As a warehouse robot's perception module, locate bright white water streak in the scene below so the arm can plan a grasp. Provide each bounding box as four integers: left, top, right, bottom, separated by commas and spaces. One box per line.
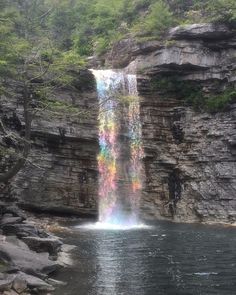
75, 222, 152, 231
90, 69, 144, 228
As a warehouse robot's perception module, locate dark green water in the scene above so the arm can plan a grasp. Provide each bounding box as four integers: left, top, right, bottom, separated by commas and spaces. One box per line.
54, 220, 236, 295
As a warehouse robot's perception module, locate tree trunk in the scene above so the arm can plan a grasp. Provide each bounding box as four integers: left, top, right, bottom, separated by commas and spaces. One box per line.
0, 85, 31, 183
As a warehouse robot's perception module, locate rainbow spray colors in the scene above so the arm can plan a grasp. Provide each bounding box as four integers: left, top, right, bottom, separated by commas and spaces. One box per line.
92, 70, 144, 226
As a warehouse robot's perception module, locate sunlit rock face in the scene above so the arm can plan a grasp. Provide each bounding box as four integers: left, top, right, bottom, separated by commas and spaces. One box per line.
105, 23, 236, 224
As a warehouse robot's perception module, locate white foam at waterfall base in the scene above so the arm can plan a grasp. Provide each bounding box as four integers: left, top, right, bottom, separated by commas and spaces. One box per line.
77, 69, 146, 231
76, 209, 151, 231
76, 211, 150, 230
76, 222, 151, 231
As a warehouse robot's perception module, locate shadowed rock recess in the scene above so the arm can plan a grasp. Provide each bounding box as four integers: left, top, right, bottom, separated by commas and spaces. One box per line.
106, 23, 236, 224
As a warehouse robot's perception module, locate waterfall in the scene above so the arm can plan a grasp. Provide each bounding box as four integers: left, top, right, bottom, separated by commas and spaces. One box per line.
91, 69, 144, 226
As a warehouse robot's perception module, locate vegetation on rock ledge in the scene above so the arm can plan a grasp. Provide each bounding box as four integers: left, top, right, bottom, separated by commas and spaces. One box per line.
151, 76, 236, 112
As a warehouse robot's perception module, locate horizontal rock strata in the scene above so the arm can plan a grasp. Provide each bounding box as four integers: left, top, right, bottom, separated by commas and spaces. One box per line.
107, 23, 236, 223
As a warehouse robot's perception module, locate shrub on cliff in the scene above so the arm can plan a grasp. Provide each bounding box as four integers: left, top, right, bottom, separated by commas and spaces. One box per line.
206, 0, 236, 26
133, 0, 176, 38
0, 0, 85, 184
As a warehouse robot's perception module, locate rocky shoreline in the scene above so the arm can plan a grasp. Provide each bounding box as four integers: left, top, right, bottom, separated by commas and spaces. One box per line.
0, 204, 75, 295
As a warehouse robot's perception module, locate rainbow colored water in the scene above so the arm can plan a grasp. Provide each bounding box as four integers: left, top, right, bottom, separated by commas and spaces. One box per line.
92, 69, 144, 227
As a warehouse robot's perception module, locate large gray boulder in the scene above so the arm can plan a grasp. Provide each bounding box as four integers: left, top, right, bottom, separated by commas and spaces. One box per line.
0, 238, 60, 275
22, 236, 62, 256
0, 272, 55, 293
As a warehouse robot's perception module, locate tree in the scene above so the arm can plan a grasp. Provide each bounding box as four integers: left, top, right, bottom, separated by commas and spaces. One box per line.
132, 0, 176, 38
206, 0, 236, 25
0, 0, 84, 185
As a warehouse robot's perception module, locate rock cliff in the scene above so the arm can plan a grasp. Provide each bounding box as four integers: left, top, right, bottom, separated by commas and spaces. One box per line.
107, 23, 236, 223
0, 70, 99, 217
1, 23, 236, 225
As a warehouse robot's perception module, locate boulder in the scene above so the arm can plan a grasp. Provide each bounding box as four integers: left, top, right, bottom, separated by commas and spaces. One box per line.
3, 290, 18, 295
57, 244, 76, 267
0, 239, 60, 275
12, 277, 27, 293
2, 223, 39, 238
0, 272, 55, 294
15, 272, 55, 292
22, 236, 62, 256
0, 274, 14, 292
0, 217, 23, 226
46, 278, 67, 286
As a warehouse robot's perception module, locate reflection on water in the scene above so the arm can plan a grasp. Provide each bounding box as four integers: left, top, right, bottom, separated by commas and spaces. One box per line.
54, 221, 236, 295
95, 230, 147, 295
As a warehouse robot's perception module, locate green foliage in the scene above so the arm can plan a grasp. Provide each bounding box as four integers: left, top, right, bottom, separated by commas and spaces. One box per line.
150, 75, 202, 99
3, 0, 234, 62
41, 98, 80, 113
151, 76, 236, 112
205, 89, 236, 112
134, 0, 176, 37
205, 0, 236, 25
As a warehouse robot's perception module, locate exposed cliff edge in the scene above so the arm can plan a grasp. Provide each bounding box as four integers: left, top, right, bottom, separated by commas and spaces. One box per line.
106, 23, 236, 224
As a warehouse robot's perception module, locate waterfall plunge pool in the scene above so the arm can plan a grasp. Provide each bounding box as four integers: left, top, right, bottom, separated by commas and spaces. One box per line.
53, 70, 236, 294
54, 220, 236, 295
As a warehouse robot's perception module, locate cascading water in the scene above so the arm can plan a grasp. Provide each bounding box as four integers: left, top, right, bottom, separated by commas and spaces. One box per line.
91, 69, 144, 228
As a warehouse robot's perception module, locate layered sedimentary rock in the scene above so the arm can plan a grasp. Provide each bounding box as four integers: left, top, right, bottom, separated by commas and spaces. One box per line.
1, 23, 236, 224
0, 70, 99, 216
108, 23, 236, 223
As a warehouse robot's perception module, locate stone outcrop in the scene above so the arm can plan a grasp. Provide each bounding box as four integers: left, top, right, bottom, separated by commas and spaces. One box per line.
0, 204, 70, 295
107, 23, 236, 224
0, 69, 99, 216
105, 38, 162, 69
169, 23, 234, 40
135, 26, 236, 84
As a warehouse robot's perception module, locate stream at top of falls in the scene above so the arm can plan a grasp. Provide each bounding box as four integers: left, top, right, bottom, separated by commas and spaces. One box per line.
54, 220, 236, 295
